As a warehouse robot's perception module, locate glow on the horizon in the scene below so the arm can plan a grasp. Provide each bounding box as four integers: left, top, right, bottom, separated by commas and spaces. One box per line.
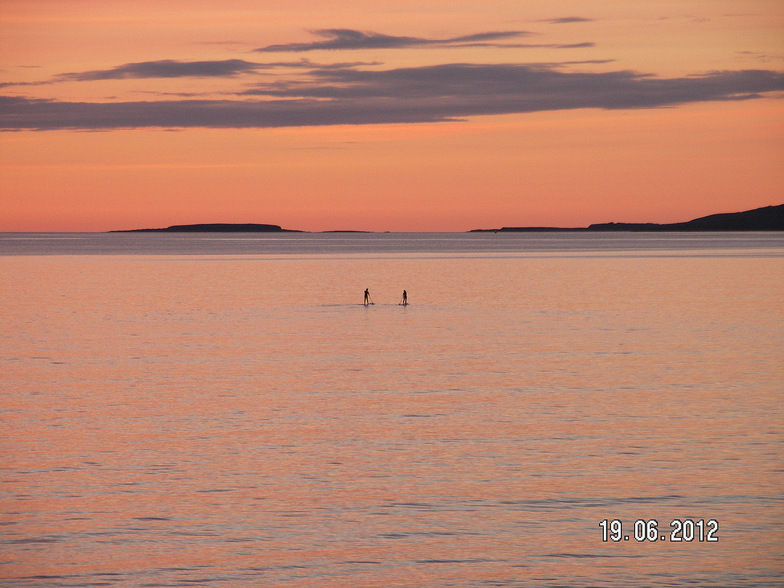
1, 0, 783, 232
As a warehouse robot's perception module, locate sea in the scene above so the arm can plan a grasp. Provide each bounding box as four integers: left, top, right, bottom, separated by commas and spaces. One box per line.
1, 231, 782, 587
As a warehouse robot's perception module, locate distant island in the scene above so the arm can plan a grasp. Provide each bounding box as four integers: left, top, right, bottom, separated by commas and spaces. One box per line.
472, 204, 784, 232
111, 204, 783, 234
113, 223, 299, 233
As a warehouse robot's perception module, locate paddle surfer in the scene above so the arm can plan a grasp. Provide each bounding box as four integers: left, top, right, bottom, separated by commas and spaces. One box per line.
364, 288, 370, 306
401, 290, 407, 305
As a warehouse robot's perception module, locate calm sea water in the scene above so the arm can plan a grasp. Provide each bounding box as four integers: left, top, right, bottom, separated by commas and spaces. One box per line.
1, 232, 783, 587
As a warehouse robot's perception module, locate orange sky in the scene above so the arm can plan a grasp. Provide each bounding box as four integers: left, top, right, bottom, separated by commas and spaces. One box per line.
1, 0, 783, 232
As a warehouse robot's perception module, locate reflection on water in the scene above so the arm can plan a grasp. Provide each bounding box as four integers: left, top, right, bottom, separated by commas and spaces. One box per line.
1, 234, 783, 586
2, 230, 783, 256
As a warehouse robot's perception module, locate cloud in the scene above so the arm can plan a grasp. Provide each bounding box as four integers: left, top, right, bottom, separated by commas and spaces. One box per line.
0, 80, 50, 89
0, 59, 380, 87
542, 17, 594, 24
544, 42, 594, 49
242, 64, 784, 106
255, 29, 532, 52
2, 66, 782, 131
0, 95, 449, 130
55, 59, 265, 82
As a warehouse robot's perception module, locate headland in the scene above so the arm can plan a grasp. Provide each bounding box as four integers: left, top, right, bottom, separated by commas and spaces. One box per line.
471, 204, 784, 232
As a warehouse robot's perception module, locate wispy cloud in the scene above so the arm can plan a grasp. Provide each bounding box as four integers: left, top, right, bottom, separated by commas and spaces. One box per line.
542, 17, 594, 24
55, 59, 265, 82
241, 64, 784, 107
0, 59, 385, 88
0, 58, 381, 89
3, 65, 782, 131
255, 29, 532, 52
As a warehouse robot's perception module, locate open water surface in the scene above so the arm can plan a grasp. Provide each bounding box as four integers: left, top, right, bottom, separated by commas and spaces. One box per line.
1, 232, 783, 586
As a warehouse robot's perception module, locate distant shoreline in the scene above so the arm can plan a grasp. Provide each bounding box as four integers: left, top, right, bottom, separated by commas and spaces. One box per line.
109, 204, 783, 234
471, 204, 783, 232
111, 223, 299, 233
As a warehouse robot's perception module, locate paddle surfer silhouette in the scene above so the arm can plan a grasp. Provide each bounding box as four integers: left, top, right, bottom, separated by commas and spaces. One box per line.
364, 288, 371, 306
401, 290, 407, 305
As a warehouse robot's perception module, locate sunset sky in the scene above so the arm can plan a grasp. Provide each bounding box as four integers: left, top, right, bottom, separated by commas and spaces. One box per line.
1, 0, 783, 232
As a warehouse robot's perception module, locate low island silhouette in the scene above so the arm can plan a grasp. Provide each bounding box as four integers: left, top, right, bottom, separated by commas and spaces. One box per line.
472, 204, 783, 232
114, 223, 297, 233
112, 204, 783, 233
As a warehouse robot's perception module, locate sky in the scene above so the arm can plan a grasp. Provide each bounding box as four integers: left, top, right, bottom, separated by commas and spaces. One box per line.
1, 0, 783, 232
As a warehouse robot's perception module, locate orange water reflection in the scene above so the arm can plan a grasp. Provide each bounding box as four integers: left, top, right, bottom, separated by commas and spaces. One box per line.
2, 251, 782, 585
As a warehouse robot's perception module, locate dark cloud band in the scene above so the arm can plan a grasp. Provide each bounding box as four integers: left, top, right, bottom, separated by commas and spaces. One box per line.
255, 29, 532, 52
542, 17, 594, 24
2, 65, 782, 130
56, 59, 264, 82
